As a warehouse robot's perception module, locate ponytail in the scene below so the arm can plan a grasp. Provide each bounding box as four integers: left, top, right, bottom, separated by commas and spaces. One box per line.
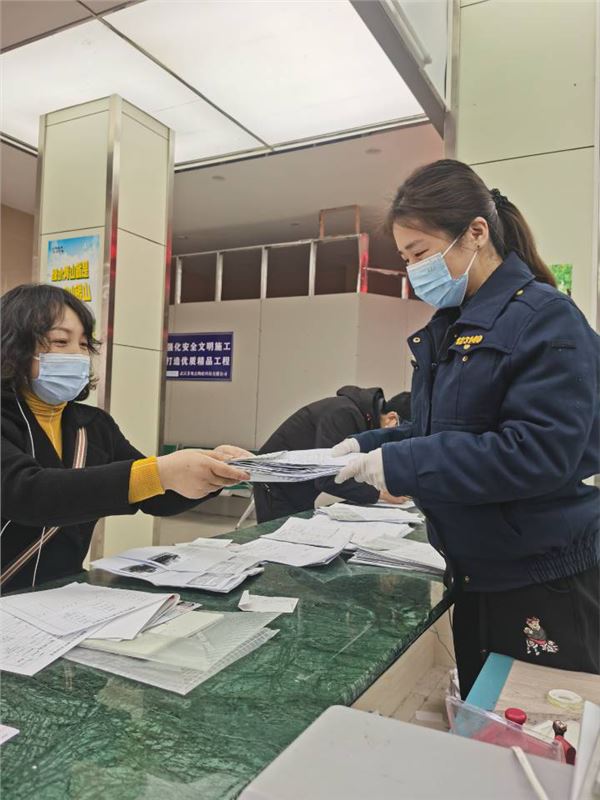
388, 159, 557, 288
492, 195, 556, 287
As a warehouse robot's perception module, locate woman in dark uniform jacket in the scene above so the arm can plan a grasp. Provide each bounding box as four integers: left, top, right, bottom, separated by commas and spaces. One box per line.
335, 159, 600, 696
1, 284, 250, 590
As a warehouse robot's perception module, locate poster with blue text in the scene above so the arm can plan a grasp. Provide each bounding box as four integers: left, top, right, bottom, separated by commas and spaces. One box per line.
166, 332, 233, 381
47, 235, 101, 324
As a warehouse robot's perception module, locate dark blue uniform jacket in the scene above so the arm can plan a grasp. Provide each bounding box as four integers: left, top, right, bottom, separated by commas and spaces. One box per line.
354, 253, 600, 591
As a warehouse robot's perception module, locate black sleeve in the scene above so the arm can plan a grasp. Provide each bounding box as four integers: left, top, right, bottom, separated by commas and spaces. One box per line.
1, 415, 205, 528
1, 432, 138, 528
313, 407, 380, 505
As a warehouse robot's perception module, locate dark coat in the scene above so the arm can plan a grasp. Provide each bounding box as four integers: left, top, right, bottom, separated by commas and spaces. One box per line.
255, 386, 383, 520
354, 253, 600, 591
1, 390, 200, 590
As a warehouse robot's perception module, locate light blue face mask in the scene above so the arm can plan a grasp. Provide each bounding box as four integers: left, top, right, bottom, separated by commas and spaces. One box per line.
30, 353, 90, 405
407, 235, 479, 308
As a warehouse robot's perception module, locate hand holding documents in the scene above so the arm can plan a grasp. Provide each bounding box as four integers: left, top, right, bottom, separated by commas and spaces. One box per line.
227, 448, 356, 483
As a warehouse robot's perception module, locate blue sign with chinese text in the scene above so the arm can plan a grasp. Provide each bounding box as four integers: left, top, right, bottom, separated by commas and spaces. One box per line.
166, 332, 233, 381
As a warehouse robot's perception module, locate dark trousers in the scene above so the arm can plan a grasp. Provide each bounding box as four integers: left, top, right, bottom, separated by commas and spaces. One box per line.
253, 482, 316, 524
452, 563, 600, 698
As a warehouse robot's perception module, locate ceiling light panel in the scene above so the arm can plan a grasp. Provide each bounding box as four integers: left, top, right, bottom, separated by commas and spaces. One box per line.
107, 0, 423, 143
0, 19, 262, 160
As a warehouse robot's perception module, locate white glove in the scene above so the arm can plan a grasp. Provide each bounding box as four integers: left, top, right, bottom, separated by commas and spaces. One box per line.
331, 438, 360, 457
335, 449, 389, 492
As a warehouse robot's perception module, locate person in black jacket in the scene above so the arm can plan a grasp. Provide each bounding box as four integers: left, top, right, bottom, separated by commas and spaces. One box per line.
253, 386, 410, 523
1, 284, 251, 590
335, 160, 599, 695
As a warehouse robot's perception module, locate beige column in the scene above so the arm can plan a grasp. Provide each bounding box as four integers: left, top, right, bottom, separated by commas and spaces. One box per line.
35, 95, 174, 557
450, 0, 599, 327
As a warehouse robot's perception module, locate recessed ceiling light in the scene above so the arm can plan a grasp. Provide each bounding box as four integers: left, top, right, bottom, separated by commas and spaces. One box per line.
365, 147, 382, 155
212, 175, 226, 182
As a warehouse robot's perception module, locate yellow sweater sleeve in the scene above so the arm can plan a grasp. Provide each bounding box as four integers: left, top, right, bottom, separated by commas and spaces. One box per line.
129, 457, 165, 503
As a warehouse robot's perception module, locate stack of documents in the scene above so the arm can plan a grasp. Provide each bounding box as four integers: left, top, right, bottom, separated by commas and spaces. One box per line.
91, 542, 263, 593
0, 583, 179, 676
262, 515, 413, 553
348, 539, 446, 576
317, 502, 423, 525
261, 516, 353, 551
66, 611, 281, 695
228, 448, 355, 483
237, 537, 342, 567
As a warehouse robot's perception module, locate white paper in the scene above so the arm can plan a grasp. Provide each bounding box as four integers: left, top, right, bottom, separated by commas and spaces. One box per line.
143, 600, 201, 631
113, 545, 231, 574
189, 537, 233, 547
0, 583, 164, 637
317, 503, 422, 524
262, 517, 352, 550
0, 609, 100, 676
0, 725, 19, 745
229, 448, 355, 483
347, 523, 412, 551
92, 547, 261, 594
185, 572, 256, 593
82, 611, 224, 659
349, 539, 445, 575
238, 591, 298, 613
66, 627, 279, 695
238, 538, 342, 567
90, 595, 177, 641
277, 449, 353, 466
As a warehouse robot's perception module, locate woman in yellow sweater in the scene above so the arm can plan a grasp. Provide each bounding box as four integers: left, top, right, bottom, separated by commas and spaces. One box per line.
1, 283, 251, 589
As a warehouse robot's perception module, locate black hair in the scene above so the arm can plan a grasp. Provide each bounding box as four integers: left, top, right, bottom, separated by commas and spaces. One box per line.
387, 159, 556, 287
1, 283, 100, 399
383, 392, 411, 422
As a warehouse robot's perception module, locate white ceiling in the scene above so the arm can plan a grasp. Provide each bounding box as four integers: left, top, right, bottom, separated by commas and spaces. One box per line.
0, 0, 425, 164
173, 122, 443, 252
1, 122, 442, 250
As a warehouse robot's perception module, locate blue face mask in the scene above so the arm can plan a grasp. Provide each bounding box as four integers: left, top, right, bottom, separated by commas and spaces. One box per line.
407, 235, 479, 308
31, 353, 90, 405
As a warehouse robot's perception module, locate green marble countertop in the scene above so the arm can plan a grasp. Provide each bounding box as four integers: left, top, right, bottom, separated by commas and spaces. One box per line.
0, 515, 450, 800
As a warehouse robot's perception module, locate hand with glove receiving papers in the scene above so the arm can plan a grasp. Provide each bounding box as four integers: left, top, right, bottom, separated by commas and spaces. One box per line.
334, 446, 389, 493
331, 439, 360, 457
332, 440, 409, 502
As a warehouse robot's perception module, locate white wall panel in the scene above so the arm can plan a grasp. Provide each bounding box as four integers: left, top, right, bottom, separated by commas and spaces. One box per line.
119, 113, 169, 244
255, 294, 360, 448
474, 148, 595, 323
41, 111, 109, 233
113, 229, 166, 350
110, 344, 162, 456
457, 0, 596, 164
